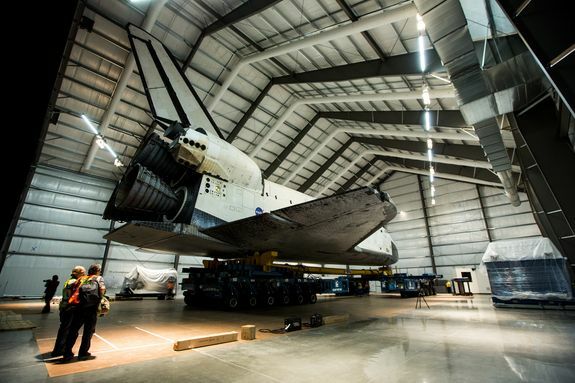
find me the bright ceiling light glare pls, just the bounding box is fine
[81,114,99,135]
[429,165,435,183]
[427,149,433,162]
[103,141,117,158]
[416,14,426,72]
[427,138,433,149]
[431,198,436,205]
[114,158,124,167]
[430,73,451,84]
[416,14,426,32]
[418,35,426,72]
[431,185,435,197]
[424,110,431,131]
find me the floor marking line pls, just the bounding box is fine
[193,349,282,382]
[94,333,119,350]
[97,341,171,354]
[134,326,174,342]
[42,341,172,360]
[36,336,57,341]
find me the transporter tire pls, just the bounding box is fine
[309,293,317,304]
[265,295,275,306]
[227,296,239,310]
[295,294,304,305]
[184,293,194,306]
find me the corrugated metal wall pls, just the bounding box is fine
[0,166,206,297]
[383,173,540,279]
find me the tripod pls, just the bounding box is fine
[415,288,430,309]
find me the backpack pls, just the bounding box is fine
[79,276,101,307]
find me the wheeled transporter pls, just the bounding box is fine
[181,262,320,309]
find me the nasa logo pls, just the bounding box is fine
[255,207,263,215]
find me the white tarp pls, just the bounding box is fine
[481,237,563,263]
[125,265,177,293]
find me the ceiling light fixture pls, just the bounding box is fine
[422,85,431,106]
[416,14,427,72]
[96,136,106,149]
[81,114,124,168]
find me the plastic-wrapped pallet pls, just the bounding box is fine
[481,237,573,302]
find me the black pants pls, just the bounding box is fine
[64,305,98,357]
[52,307,75,354]
[41,295,54,313]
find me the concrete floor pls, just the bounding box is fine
[1,294,574,382]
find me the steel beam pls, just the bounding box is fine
[298,139,353,192]
[264,109,475,177]
[275,50,443,85]
[263,114,321,178]
[204,0,281,35]
[476,185,493,242]
[187,1,289,73]
[230,52,446,143]
[340,154,502,192]
[417,175,437,274]
[228,81,274,142]
[320,110,466,128]
[339,160,375,192]
[101,220,115,276]
[336,0,387,60]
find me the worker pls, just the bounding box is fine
[166,276,176,300]
[445,280,452,294]
[62,264,105,362]
[41,275,60,313]
[51,266,85,357]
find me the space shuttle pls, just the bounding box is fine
[103,25,398,267]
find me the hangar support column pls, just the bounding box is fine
[417,175,437,275]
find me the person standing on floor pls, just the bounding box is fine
[41,275,60,313]
[62,263,105,361]
[50,266,85,357]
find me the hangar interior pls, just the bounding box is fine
[0,0,574,382]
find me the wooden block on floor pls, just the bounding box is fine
[241,325,256,340]
[322,314,350,325]
[173,331,238,351]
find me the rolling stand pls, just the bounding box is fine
[415,288,430,309]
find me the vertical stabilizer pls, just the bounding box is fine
[127,24,224,139]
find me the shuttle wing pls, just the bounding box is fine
[203,187,396,260]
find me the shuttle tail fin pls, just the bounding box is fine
[127,24,224,139]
